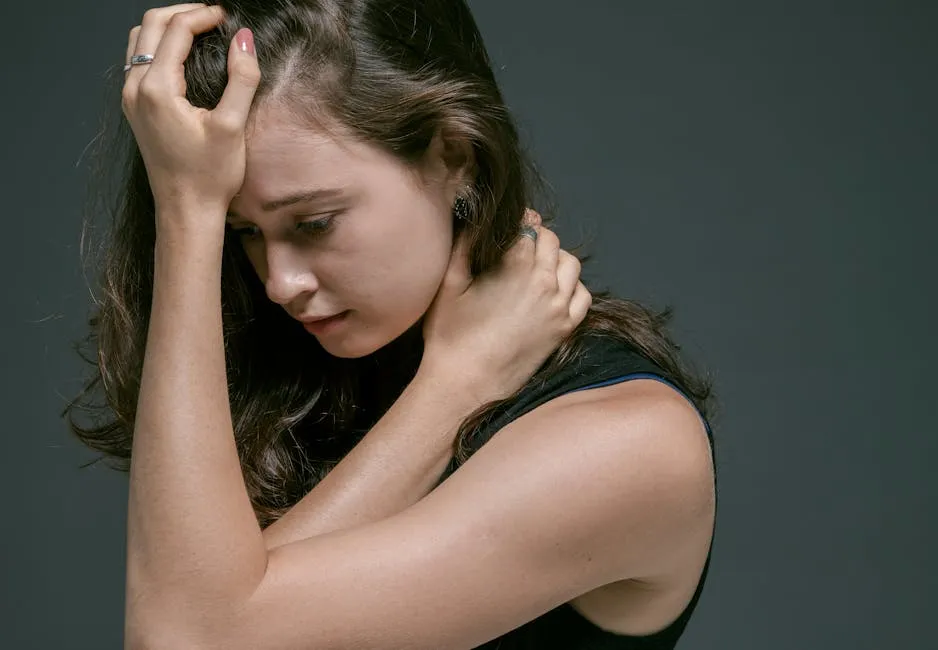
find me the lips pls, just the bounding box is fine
[300,310,349,335]
[297,310,346,323]
[301,314,342,323]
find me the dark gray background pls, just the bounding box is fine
[2,1,935,648]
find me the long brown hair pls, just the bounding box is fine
[64,0,716,528]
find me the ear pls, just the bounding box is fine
[425,126,476,196]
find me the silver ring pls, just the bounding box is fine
[124,53,155,71]
[520,225,538,242]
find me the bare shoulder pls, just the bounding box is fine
[531,377,716,635]
[548,375,715,481]
[503,376,716,579]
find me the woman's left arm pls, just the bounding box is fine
[120,5,269,645]
[126,223,269,643]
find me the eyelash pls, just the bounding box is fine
[227,214,337,240]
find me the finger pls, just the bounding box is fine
[503,222,539,269]
[523,208,542,227]
[556,250,582,300]
[146,5,226,83]
[125,3,209,90]
[531,225,560,276]
[212,28,261,131]
[134,2,208,56]
[517,209,542,253]
[569,281,593,325]
[125,25,142,77]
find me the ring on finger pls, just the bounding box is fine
[520,225,538,241]
[124,53,156,71]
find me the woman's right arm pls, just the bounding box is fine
[263,213,590,550]
[260,367,481,550]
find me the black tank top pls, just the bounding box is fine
[437,334,717,649]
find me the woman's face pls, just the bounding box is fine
[227,102,461,359]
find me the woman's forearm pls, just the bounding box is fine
[126,224,267,626]
[261,368,483,550]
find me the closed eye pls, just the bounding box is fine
[296,215,336,235]
[227,224,260,239]
[226,214,338,240]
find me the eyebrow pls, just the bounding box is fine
[227,188,347,220]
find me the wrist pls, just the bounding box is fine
[154,205,226,249]
[412,363,494,413]
[153,189,228,216]
[152,225,226,284]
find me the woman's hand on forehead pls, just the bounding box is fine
[121,3,261,234]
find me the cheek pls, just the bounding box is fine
[385,239,451,310]
[352,224,451,316]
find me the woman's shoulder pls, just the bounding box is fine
[441,330,713,482]
[436,341,717,577]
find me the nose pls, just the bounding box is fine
[262,242,319,306]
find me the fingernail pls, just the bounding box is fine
[236,28,255,56]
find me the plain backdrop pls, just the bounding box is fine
[1,1,935,648]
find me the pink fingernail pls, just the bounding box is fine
[236,28,255,56]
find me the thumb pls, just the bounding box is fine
[214,28,260,128]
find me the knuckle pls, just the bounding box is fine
[141,8,162,26]
[231,60,261,85]
[136,77,161,102]
[128,24,141,39]
[534,266,557,289]
[552,298,569,321]
[166,11,190,30]
[579,284,594,306]
[211,113,242,135]
[143,5,193,28]
[120,87,135,110]
[563,252,582,274]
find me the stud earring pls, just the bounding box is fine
[453,195,470,221]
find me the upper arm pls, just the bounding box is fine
[219,379,715,650]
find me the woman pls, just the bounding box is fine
[65,1,718,648]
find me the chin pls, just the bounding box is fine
[314,313,426,360]
[319,342,378,359]
[314,333,384,359]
